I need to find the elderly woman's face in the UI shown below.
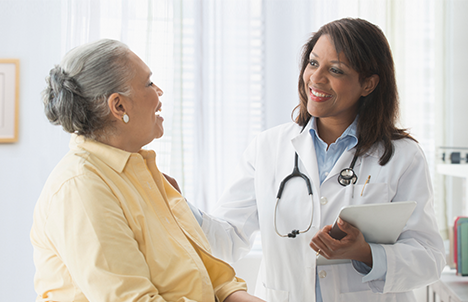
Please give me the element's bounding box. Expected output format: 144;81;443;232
124;51;164;146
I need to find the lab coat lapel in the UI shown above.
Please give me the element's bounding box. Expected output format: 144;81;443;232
325;148;362;184
290;122;320;196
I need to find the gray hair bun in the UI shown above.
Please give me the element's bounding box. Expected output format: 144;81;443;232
44;65;93;135
42;39;132;139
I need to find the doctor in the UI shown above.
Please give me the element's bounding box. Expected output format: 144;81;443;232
190;18;445;301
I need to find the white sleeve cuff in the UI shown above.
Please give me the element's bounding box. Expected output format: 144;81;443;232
187;200;203;226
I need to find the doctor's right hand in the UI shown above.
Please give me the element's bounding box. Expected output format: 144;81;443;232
310;218;373;267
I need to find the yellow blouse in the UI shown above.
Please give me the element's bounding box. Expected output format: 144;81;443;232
31;135;246;302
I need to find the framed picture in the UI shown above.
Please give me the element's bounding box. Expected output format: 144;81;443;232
0;59;19;143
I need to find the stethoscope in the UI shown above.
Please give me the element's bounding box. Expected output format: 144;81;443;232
274;124;361;238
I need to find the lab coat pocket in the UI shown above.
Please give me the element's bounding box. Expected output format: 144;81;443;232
345;183;388;205
262;283;289;302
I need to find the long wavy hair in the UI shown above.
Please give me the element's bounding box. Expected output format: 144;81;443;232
294;18;414;165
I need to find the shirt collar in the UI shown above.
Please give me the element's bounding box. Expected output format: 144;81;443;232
309;116;359;151
69;134;155;173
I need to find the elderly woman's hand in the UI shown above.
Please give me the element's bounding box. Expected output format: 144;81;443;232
224;290;266;302
309;218;373;267
163;173;181;193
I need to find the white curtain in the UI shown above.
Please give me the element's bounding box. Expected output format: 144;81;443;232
61;0;445;231
157;0;264;211
387;0;448;238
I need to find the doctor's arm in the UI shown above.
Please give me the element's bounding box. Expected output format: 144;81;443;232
313;144;446;293
161;174;264;302
200;139;261;263
376;146;446;293
162;141;260;263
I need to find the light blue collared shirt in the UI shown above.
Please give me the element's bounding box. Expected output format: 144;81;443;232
310;117;359;185
310;116;387;301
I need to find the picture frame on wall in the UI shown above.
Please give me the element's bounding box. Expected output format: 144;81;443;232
0;59;19;143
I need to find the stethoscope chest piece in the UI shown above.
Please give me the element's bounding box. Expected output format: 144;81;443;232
338;167;358;186
337;146;361;186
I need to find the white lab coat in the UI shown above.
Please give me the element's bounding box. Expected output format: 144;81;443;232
201;121;445;302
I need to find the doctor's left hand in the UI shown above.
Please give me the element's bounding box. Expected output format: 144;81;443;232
310;218;373;267
163;173;181;194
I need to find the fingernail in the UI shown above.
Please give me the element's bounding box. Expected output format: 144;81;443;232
338;218;343;225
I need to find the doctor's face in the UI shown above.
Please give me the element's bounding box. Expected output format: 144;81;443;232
302;35;371;126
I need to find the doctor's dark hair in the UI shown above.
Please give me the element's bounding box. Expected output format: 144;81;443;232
294;18;414;166
43;39;133;140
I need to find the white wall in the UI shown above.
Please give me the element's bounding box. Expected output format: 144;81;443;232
449;0;468;148
0;1;69;300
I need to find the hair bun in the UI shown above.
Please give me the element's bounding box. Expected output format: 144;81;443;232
43;65;87;133
49;66;83;97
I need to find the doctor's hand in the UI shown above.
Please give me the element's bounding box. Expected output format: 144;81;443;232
163;173;182;193
310;218;373;267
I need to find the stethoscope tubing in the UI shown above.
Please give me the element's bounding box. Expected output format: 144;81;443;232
273;123;360;238
274;194;314;238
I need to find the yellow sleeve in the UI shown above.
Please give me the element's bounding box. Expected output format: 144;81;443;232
215;277;248;302
44;172;195;302
165;180;248;302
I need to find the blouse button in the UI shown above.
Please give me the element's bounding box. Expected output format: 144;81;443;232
320;196;328;205
318;270;327;278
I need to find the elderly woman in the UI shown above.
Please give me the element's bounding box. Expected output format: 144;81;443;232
31;39;263;302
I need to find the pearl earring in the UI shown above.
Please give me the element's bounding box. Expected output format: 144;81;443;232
122;113;129;124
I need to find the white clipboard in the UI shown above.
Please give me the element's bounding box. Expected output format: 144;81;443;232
316;201;417;266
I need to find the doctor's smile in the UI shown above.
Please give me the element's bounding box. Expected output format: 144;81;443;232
309;87;333;102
